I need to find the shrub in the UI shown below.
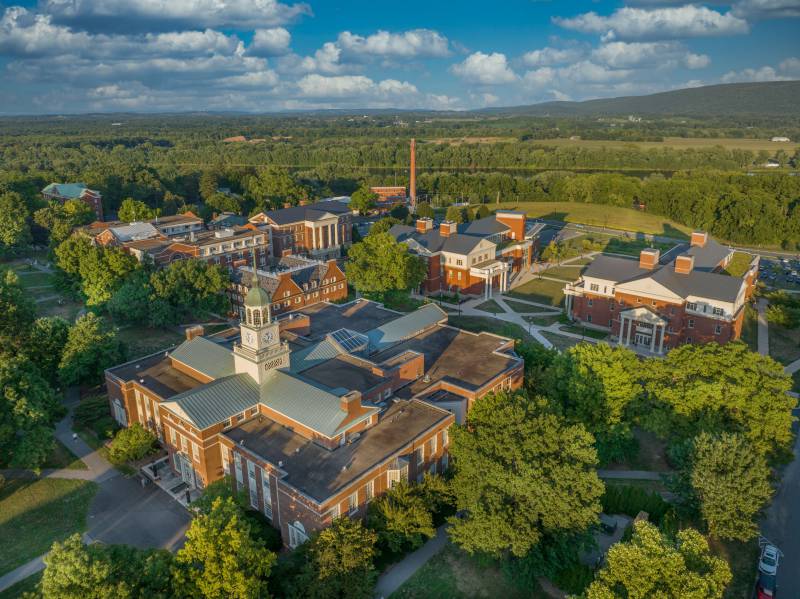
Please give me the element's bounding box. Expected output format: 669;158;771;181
553;563;595;595
601;484;671;525
107;423;156;464
73;395;119;440
366;481;435;554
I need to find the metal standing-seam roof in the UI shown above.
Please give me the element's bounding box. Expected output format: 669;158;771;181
43;182;90;199
289;339;345;373
165;373;259;429
367;303;448;352
169;337;235;380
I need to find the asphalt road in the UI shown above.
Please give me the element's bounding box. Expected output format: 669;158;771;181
760;408;800;598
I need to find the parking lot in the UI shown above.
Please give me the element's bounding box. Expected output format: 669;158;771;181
759;258;800;289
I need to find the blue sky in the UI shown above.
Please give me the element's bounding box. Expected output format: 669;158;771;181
0;0;798;114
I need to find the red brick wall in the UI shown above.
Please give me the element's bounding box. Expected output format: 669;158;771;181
495;214;525;241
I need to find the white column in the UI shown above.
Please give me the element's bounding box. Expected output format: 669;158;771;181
650;326;657;353
334;221;339;246
658;324;665;354
618;316;625;345
626;318;633;346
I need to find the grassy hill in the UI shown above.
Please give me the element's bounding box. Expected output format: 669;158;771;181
488;81;800;117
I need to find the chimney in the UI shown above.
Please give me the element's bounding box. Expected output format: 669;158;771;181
299;199;308;206
439;221;458;238
675;255;695;275
639;248;660;270
339;391;361;416
690;231;708;248
409;138;416;211
283;202;291;209
416;217;433;233
185;325;205;341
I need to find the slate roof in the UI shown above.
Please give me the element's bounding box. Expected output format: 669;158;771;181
366;303;448;352
582;255;645;281
233;260;327;295
209;212;247;227
388;225;486;255
458;216;508;237
169;337;235;380
264;200;351;225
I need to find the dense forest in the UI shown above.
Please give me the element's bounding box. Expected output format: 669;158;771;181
1;113;799;250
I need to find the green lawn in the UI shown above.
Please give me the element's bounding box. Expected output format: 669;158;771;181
601;237;676;257
16;272;55;288
540;266;583;281
565;257;595;266
494;201;691;238
0;572;42;599
448;316;536;343
712;538;760;599
741;305;759;353
507;278;565;307
0;479;98;575
524;314;563;327
504;298;560;314
389;543;545;599
722;252;755;278
767;322;800;365
474;299;504;314
35;297;83;321
115;325;185;359
558;324;609;340
540;330;585;352
42;440;87;470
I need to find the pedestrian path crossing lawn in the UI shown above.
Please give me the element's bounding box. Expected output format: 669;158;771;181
506;278;565;307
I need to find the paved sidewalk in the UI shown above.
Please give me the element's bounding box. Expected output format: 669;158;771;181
597;470;665;481
757;298;770;356
785;358;800;375
374;526;448;598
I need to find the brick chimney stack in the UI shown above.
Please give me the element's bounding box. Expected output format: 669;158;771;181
185;325;205;341
440;221;458;238
339;391;362;417
675;255;695;275
639;248;660;270
416;217;433;233
409;138;416;212
690;231;708;248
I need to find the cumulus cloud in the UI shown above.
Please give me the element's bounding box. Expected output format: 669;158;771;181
39;0;312;32
731;0;800;19
451;52;517;84
296;73;417;98
521;46;585;67
248;28;291;56
554;5;749;41
592;41;709;70
337;29;450;59
721;55;800;82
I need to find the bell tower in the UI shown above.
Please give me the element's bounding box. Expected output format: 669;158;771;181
234;277;290;384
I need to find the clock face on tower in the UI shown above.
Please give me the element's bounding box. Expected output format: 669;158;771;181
262;331;274;344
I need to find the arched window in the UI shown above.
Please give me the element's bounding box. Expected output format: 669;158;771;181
253;310;261;326
246;308;252;325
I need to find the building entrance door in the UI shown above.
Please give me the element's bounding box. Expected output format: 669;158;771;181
179;455;195;488
634;333;652;347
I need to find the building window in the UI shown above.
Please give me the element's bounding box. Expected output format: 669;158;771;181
610;301;615;311
442;429;449;447
715;324;722;335
587;314;592;322
247;460;258;509
348;492;359;515
170;427;176;446
587;299;593;307
192;442;200;462
330;504;339;519
687;337;693;343
366;480;374;502
590;283;599;292
180;435;188;453
261;468;272;520
233;453;243;488
288;522;309;549
427;436;437;457
688;319;695;329
713;307;724;316
687;302;697;311
222;450;229;475
415;447;424;467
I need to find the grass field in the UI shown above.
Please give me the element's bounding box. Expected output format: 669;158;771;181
42;440;87;470
540;265;583;281
492;201;692;237
506;278;566;307
530;137;800;152
524;314;563;326
722;252;755;278
16;272;55;289
474;299;504;314
389;543;546;599
540;330;585;352
115;325;185;359
767;321;800;365
0;572;41;599
447;315;535;343
0;479;98;575
558;324;609;340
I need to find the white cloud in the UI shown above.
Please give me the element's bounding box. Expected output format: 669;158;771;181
521;46;584;67
40;0;312;31
731;0;800;19
592;41;709;70
554;5;749;41
721;55;800;82
451;52;517;84
296;73;417;99
249;28;291;56
522;67;556;86
337;29;450;59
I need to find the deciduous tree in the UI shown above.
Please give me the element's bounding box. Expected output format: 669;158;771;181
0;191;31;251
448;391;603;557
26;316;71;384
586;521;731;599
118;198;158;222
41;535;128;599
0;268;36;349
345;232;426;294
59;313;127;387
367;481;436;554
33;199;95;247
349;186;378;214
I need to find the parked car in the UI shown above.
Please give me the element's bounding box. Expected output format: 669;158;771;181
759;544;780;576
756;571;777;598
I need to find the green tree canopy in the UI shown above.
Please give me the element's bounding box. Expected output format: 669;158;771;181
41;535;129;599
690;432;773;541
586;521;732;599
291;517;378;599
33;199;95;247
349;186;378;213
367;217;400;236
345;232;426;294
59;313;127;387
199;171;219;201
641;342;795;458
26;316;71;384
448;391;603;557
445;205;468;223
0;191;31;251
544;343;641;462
0;268;36;349
367;481;436;554
108;423;157;464
148;259;230;326
414;202;434;219
107;268;156;325
0;352;59;468
245;166;309;210
118;198;158;222
173;496;275;599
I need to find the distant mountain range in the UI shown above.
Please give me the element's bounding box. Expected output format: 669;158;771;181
483;81;800;117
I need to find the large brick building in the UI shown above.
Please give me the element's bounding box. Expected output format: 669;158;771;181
564;232;759;354
249;200;353;260
105;298;522;547
42;182;104;221
228;256;348;318
389;211;540;299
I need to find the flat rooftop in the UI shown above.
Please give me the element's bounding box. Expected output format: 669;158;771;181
300;356;386;394
107;352;202;398
291;300;398;340
225;399;452;502
373;325;518;396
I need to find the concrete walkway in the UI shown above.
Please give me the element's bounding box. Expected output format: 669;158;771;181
757;298;770;356
374;526;449;598
0;392;190;593
597;470;665;481
785;358;800;375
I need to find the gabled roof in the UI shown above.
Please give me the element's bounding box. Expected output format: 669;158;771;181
581;255;645;282
169;337;235;380
458;216;508;237
165;373;259;429
264;201;351;225
367;303;448;352
42;182;92;198
209;212;247;227
388;225;487;256
289;339;345;373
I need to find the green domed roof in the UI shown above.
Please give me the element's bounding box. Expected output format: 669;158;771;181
244;285;271;308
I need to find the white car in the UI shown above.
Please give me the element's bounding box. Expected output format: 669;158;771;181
759;544;780;576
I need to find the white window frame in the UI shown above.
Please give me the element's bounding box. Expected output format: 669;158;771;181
288;522;309;549
247;460;258;509
365;480;374;502
348;491;359;515
416;446;424;467
261;468;272;520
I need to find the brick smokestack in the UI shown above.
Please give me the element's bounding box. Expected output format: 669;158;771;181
409;138;416;212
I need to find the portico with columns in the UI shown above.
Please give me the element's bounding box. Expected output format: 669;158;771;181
617;306;667;355
470;260;510;300
306;216;341;259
